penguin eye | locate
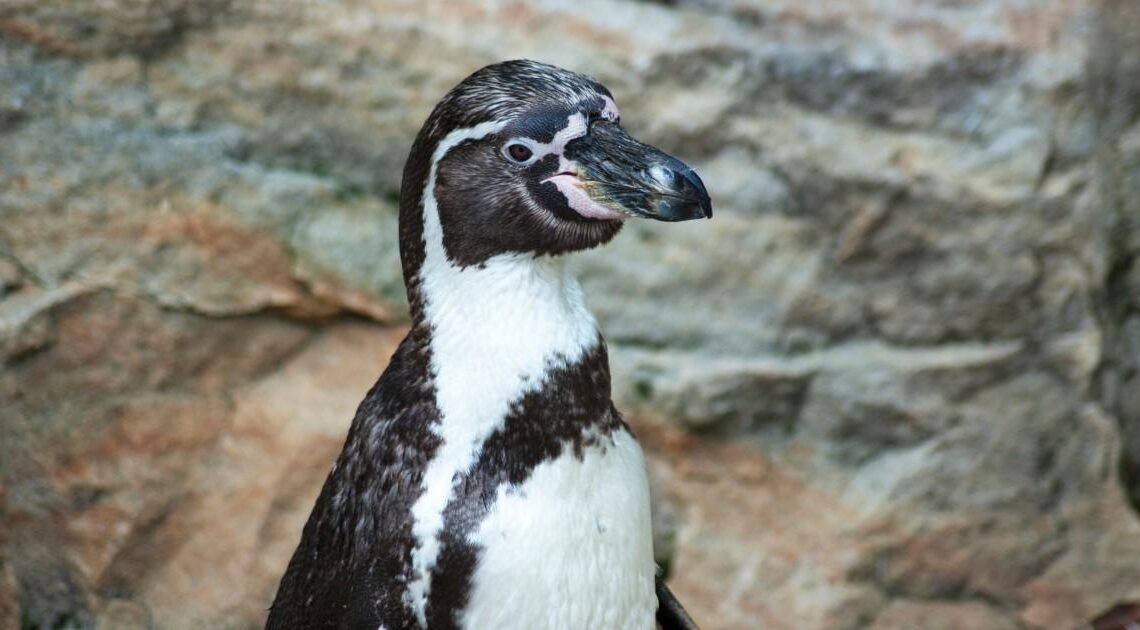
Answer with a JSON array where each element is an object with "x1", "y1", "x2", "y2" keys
[{"x1": 505, "y1": 143, "x2": 533, "y2": 163}]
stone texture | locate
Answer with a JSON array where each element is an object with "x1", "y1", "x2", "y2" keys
[
  {"x1": 3, "y1": 0, "x2": 1140, "y2": 629},
  {"x1": 1093, "y1": 0, "x2": 1140, "y2": 516}
]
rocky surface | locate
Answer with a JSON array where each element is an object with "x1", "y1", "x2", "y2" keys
[{"x1": 3, "y1": 0, "x2": 1140, "y2": 628}]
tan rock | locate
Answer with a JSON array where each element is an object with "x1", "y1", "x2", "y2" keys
[
  {"x1": 3, "y1": 0, "x2": 1140, "y2": 629},
  {"x1": 870, "y1": 599, "x2": 1020, "y2": 630}
]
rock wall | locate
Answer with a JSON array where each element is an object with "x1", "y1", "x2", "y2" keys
[{"x1": 2, "y1": 1, "x2": 1139, "y2": 628}]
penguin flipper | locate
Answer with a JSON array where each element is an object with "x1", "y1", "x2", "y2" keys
[{"x1": 655, "y1": 576, "x2": 699, "y2": 630}]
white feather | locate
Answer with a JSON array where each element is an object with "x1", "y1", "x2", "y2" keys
[
  {"x1": 405, "y1": 121, "x2": 606, "y2": 625},
  {"x1": 461, "y1": 428, "x2": 656, "y2": 630}
]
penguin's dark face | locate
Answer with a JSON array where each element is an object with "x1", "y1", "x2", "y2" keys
[{"x1": 409, "y1": 61, "x2": 712, "y2": 269}]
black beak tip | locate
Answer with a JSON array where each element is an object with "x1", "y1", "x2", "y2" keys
[
  {"x1": 686, "y1": 169, "x2": 713, "y2": 219},
  {"x1": 664, "y1": 166, "x2": 712, "y2": 221},
  {"x1": 699, "y1": 194, "x2": 713, "y2": 219}
]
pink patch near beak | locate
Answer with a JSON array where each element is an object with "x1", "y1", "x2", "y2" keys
[{"x1": 544, "y1": 174, "x2": 627, "y2": 221}]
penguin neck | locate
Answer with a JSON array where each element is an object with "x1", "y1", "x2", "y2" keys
[
  {"x1": 409, "y1": 176, "x2": 606, "y2": 430},
  {"x1": 411, "y1": 249, "x2": 601, "y2": 380}
]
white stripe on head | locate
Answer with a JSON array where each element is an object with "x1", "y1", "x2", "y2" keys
[
  {"x1": 405, "y1": 121, "x2": 601, "y2": 626},
  {"x1": 503, "y1": 111, "x2": 588, "y2": 166}
]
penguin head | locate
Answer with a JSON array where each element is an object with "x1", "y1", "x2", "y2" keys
[{"x1": 399, "y1": 60, "x2": 712, "y2": 272}]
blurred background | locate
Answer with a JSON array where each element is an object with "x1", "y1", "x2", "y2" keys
[{"x1": 2, "y1": 0, "x2": 1140, "y2": 628}]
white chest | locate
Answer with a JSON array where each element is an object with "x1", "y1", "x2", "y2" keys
[
  {"x1": 405, "y1": 254, "x2": 606, "y2": 622},
  {"x1": 405, "y1": 121, "x2": 656, "y2": 628},
  {"x1": 460, "y1": 428, "x2": 657, "y2": 630}
]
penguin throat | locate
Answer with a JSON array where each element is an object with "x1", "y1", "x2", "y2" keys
[{"x1": 413, "y1": 119, "x2": 601, "y2": 368}]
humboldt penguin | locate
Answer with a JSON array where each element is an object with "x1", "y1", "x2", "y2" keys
[{"x1": 268, "y1": 59, "x2": 711, "y2": 630}]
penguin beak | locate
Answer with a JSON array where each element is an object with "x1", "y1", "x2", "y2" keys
[{"x1": 557, "y1": 123, "x2": 712, "y2": 222}]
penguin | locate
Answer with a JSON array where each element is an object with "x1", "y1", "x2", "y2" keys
[{"x1": 267, "y1": 59, "x2": 711, "y2": 630}]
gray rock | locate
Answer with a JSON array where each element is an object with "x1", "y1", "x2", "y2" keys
[{"x1": 3, "y1": 0, "x2": 1140, "y2": 628}]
